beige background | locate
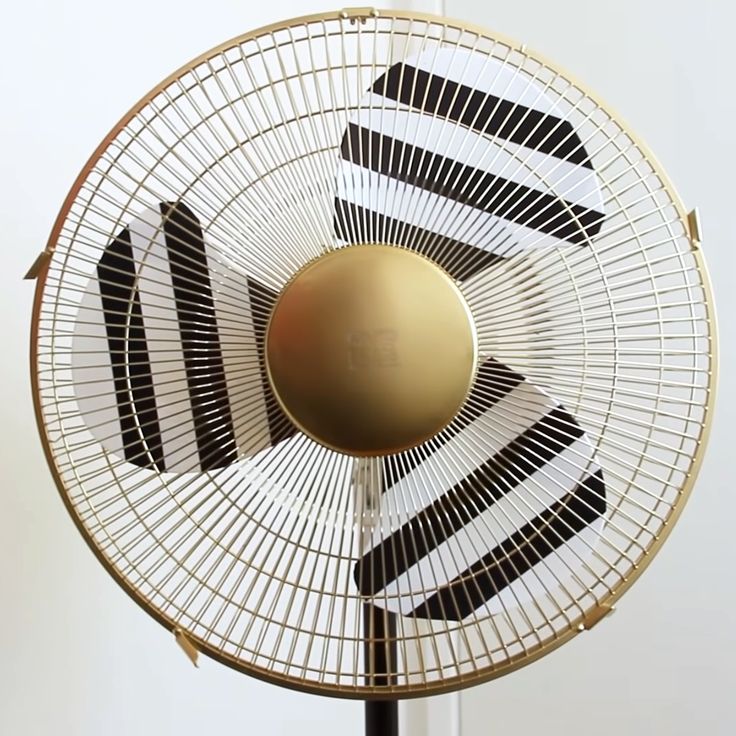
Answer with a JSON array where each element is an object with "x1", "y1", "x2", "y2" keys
[{"x1": 0, "y1": 1, "x2": 732, "y2": 734}]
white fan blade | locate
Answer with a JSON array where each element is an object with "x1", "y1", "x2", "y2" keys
[
  {"x1": 71, "y1": 201, "x2": 295, "y2": 473},
  {"x1": 354, "y1": 358, "x2": 606, "y2": 621},
  {"x1": 334, "y1": 46, "x2": 604, "y2": 276}
]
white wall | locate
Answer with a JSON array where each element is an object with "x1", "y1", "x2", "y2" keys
[{"x1": 1, "y1": 1, "x2": 732, "y2": 735}]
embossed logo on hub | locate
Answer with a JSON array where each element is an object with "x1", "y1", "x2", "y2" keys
[{"x1": 347, "y1": 329, "x2": 399, "y2": 369}]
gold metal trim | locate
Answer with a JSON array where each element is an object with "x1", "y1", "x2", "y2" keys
[
  {"x1": 579, "y1": 603, "x2": 615, "y2": 631},
  {"x1": 27, "y1": 7, "x2": 718, "y2": 699},
  {"x1": 340, "y1": 7, "x2": 380, "y2": 22},
  {"x1": 23, "y1": 250, "x2": 51, "y2": 280},
  {"x1": 174, "y1": 628, "x2": 200, "y2": 668},
  {"x1": 688, "y1": 207, "x2": 702, "y2": 248}
]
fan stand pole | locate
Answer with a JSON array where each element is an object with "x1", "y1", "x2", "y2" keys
[{"x1": 363, "y1": 604, "x2": 399, "y2": 736}]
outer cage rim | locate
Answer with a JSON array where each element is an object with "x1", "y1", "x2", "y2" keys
[{"x1": 28, "y1": 7, "x2": 718, "y2": 699}]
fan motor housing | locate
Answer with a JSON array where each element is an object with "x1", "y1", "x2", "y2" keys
[{"x1": 265, "y1": 244, "x2": 478, "y2": 455}]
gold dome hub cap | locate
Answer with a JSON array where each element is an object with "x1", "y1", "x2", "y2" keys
[{"x1": 266, "y1": 244, "x2": 477, "y2": 456}]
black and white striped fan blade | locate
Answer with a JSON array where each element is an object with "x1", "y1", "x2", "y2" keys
[
  {"x1": 335, "y1": 46, "x2": 605, "y2": 277},
  {"x1": 354, "y1": 359, "x2": 606, "y2": 621},
  {"x1": 72, "y1": 201, "x2": 295, "y2": 474},
  {"x1": 339, "y1": 47, "x2": 608, "y2": 620}
]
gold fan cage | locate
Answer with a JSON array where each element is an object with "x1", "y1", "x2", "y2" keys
[{"x1": 30, "y1": 8, "x2": 716, "y2": 698}]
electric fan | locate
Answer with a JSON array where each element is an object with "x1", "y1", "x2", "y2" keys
[{"x1": 27, "y1": 6, "x2": 715, "y2": 733}]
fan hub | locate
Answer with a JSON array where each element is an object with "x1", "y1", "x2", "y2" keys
[{"x1": 266, "y1": 244, "x2": 477, "y2": 455}]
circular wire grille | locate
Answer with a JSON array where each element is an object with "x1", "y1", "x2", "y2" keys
[{"x1": 31, "y1": 9, "x2": 715, "y2": 697}]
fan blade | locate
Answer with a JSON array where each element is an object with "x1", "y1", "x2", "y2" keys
[
  {"x1": 354, "y1": 358, "x2": 606, "y2": 621},
  {"x1": 71, "y1": 202, "x2": 295, "y2": 473},
  {"x1": 335, "y1": 47, "x2": 604, "y2": 278},
  {"x1": 334, "y1": 198, "x2": 503, "y2": 281}
]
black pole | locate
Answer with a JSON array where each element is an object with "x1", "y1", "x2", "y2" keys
[
  {"x1": 365, "y1": 698, "x2": 399, "y2": 736},
  {"x1": 363, "y1": 603, "x2": 399, "y2": 736}
]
